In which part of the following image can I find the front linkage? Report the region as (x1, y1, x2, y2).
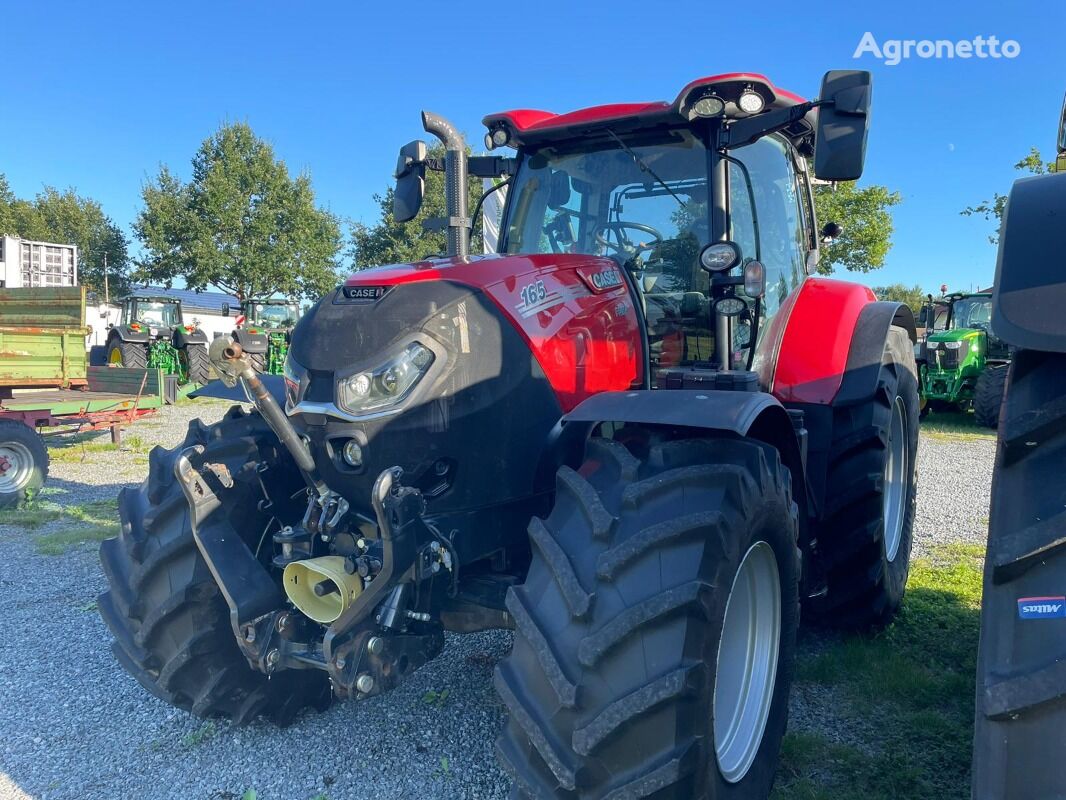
(177, 339, 451, 697)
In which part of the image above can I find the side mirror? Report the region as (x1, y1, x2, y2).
(393, 140, 428, 223)
(813, 70, 872, 182)
(221, 302, 230, 317)
(820, 221, 843, 242)
(548, 170, 571, 209)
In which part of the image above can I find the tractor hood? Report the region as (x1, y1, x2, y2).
(927, 328, 982, 343)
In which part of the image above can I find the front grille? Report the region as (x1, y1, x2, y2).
(931, 344, 961, 370)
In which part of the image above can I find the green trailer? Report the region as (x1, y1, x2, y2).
(0, 287, 164, 506)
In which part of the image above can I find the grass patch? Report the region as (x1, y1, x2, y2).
(920, 411, 995, 442)
(0, 503, 62, 529)
(774, 544, 983, 800)
(34, 523, 118, 555)
(48, 434, 151, 463)
(181, 721, 217, 748)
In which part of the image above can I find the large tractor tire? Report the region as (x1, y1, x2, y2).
(808, 326, 919, 629)
(497, 435, 800, 799)
(107, 337, 148, 370)
(972, 351, 1066, 798)
(98, 408, 331, 725)
(249, 352, 267, 374)
(0, 420, 48, 508)
(88, 345, 107, 367)
(974, 364, 1008, 429)
(183, 343, 211, 385)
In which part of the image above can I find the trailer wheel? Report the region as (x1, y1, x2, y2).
(98, 408, 331, 725)
(107, 338, 148, 370)
(0, 420, 49, 508)
(808, 325, 919, 629)
(974, 364, 1008, 429)
(497, 436, 799, 799)
(183, 343, 211, 385)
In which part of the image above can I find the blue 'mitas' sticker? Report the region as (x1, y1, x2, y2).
(1018, 597, 1066, 619)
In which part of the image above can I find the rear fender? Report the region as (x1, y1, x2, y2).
(174, 328, 210, 348)
(110, 326, 149, 344)
(992, 172, 1066, 353)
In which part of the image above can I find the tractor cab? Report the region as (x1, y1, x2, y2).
(121, 295, 183, 333)
(240, 299, 301, 330)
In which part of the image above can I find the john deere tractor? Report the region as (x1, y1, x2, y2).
(104, 292, 211, 385)
(921, 291, 1010, 426)
(100, 70, 920, 799)
(223, 298, 301, 375)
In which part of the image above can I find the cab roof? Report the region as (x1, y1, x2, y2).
(483, 73, 810, 147)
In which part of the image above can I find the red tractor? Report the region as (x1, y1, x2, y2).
(99, 70, 918, 799)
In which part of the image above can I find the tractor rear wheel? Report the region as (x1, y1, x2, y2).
(183, 344, 211, 385)
(98, 408, 331, 725)
(974, 364, 1008, 429)
(249, 352, 267, 374)
(808, 325, 919, 629)
(497, 436, 800, 799)
(107, 338, 147, 370)
(0, 420, 48, 508)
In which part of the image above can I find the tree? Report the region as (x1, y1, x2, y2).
(961, 147, 1055, 244)
(872, 283, 927, 314)
(813, 182, 902, 276)
(349, 144, 484, 269)
(135, 123, 342, 302)
(0, 175, 130, 296)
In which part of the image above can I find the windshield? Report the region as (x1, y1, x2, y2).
(950, 297, 992, 331)
(133, 300, 179, 328)
(247, 302, 299, 328)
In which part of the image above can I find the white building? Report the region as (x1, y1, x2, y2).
(0, 235, 78, 288)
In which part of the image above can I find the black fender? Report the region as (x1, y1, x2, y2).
(992, 172, 1066, 352)
(174, 327, 210, 348)
(108, 325, 149, 344)
(232, 328, 270, 354)
(834, 301, 916, 406)
(562, 388, 808, 529)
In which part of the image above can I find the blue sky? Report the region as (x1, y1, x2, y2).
(2, 0, 1060, 293)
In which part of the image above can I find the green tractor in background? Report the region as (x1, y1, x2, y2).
(920, 291, 1010, 427)
(105, 292, 212, 385)
(223, 298, 301, 375)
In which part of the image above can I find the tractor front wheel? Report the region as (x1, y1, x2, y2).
(974, 364, 1008, 429)
(98, 408, 331, 724)
(183, 344, 211, 385)
(107, 338, 148, 370)
(497, 436, 799, 799)
(808, 326, 919, 628)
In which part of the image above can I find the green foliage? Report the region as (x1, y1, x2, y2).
(34, 523, 118, 555)
(349, 145, 484, 269)
(774, 544, 983, 799)
(181, 721, 217, 748)
(872, 283, 927, 314)
(0, 175, 130, 296)
(135, 123, 343, 301)
(961, 147, 1054, 244)
(813, 182, 902, 275)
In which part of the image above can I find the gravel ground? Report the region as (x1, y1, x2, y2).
(0, 404, 995, 800)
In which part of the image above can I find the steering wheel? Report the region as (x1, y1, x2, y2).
(595, 221, 664, 260)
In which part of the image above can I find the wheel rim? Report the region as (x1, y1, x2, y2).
(109, 347, 123, 365)
(883, 395, 908, 562)
(714, 540, 781, 784)
(0, 441, 35, 494)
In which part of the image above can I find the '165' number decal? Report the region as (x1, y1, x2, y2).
(520, 280, 547, 308)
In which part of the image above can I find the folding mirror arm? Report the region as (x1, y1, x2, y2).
(717, 100, 827, 151)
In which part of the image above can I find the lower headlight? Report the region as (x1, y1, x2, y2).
(337, 342, 435, 416)
(943, 341, 963, 350)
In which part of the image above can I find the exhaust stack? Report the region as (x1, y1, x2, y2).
(421, 111, 469, 259)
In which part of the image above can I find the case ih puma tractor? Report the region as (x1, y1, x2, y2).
(921, 291, 1011, 426)
(100, 70, 920, 799)
(104, 291, 211, 385)
(222, 298, 302, 375)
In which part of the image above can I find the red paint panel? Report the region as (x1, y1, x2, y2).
(770, 278, 876, 405)
(345, 254, 642, 411)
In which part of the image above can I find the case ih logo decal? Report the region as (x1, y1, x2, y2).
(577, 266, 624, 293)
(339, 285, 389, 303)
(1018, 597, 1066, 619)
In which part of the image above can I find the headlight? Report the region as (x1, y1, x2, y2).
(283, 354, 304, 412)
(337, 342, 435, 416)
(944, 341, 962, 350)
